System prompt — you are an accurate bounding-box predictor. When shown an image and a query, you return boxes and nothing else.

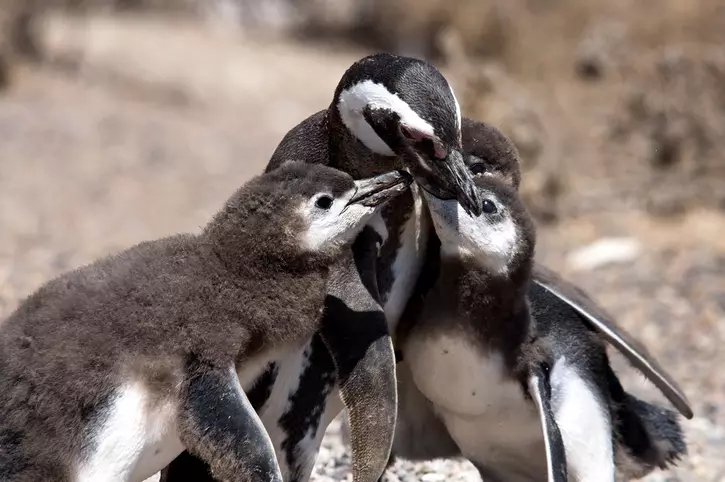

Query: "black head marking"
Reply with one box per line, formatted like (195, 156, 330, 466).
(462, 118, 522, 189)
(333, 53, 461, 149)
(395, 61, 460, 148)
(331, 54, 484, 215)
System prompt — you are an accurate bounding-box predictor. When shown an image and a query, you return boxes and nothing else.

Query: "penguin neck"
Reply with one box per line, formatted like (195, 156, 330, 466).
(326, 105, 432, 329)
(202, 213, 336, 280)
(438, 255, 532, 326)
(326, 107, 402, 179)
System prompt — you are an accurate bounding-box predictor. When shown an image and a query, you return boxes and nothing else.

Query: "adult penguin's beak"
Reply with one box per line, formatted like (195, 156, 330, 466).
(319, 226, 397, 482)
(405, 146, 483, 217)
(359, 106, 481, 216)
(346, 170, 413, 208)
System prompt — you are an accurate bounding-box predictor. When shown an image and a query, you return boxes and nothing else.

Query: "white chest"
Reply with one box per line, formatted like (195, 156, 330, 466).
(382, 185, 430, 330)
(404, 332, 546, 474)
(75, 382, 184, 482)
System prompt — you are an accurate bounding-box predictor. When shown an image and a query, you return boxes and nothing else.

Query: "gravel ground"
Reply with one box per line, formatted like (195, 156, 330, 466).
(1, 14, 724, 482)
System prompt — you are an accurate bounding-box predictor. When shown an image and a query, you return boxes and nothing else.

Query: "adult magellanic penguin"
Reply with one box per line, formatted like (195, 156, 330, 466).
(163, 52, 484, 482)
(399, 175, 686, 482)
(0, 162, 411, 482)
(161, 55, 691, 482)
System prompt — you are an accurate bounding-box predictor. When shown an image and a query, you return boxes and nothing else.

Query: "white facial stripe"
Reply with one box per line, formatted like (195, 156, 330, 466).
(450, 83, 462, 135)
(337, 80, 436, 156)
(457, 201, 518, 274)
(297, 193, 375, 252)
(426, 195, 518, 275)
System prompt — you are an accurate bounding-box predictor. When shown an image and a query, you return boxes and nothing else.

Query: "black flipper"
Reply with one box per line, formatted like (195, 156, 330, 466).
(532, 263, 693, 419)
(177, 358, 283, 482)
(158, 450, 214, 482)
(160, 363, 278, 482)
(319, 226, 397, 482)
(529, 366, 568, 482)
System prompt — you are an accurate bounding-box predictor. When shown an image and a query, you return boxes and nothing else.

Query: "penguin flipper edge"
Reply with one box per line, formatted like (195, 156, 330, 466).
(319, 296, 397, 482)
(532, 263, 693, 420)
(529, 368, 568, 482)
(178, 361, 283, 482)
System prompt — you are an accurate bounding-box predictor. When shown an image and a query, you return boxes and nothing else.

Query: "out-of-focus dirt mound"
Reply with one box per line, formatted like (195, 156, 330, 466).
(430, 0, 725, 222)
(609, 46, 725, 216)
(446, 41, 725, 223)
(3, 0, 725, 222)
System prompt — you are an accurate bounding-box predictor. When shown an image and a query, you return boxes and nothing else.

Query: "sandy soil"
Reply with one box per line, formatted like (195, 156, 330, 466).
(1, 13, 723, 482)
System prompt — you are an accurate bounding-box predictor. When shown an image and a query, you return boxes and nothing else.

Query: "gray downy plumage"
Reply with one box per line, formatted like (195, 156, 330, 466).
(397, 175, 686, 482)
(0, 162, 411, 482)
(390, 118, 688, 481)
(162, 52, 483, 482)
(459, 117, 692, 420)
(161, 58, 689, 482)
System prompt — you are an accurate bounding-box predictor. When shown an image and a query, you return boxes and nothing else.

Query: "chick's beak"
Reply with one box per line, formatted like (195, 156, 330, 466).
(405, 148, 483, 217)
(346, 170, 413, 208)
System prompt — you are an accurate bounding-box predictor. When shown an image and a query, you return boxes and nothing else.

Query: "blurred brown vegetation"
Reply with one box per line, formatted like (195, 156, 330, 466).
(5, 0, 725, 222)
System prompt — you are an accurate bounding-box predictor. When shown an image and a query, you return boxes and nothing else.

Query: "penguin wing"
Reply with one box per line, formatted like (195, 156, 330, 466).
(532, 263, 693, 419)
(529, 368, 568, 482)
(318, 296, 397, 482)
(319, 229, 398, 482)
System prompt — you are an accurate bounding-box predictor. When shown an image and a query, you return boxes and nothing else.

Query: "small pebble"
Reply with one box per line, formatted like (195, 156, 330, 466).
(566, 236, 642, 271)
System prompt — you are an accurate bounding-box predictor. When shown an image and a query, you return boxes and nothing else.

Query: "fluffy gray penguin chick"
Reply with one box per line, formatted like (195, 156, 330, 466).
(162, 51, 483, 482)
(398, 176, 685, 482)
(0, 162, 411, 482)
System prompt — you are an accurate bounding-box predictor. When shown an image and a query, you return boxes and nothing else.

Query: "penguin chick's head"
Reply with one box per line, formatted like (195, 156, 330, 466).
(462, 118, 523, 191)
(333, 53, 482, 217)
(424, 176, 536, 277)
(205, 162, 412, 271)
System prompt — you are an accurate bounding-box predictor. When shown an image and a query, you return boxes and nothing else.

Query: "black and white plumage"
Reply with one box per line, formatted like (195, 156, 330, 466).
(390, 119, 689, 481)
(161, 55, 690, 482)
(459, 117, 692, 420)
(397, 176, 686, 482)
(162, 52, 483, 482)
(0, 162, 411, 482)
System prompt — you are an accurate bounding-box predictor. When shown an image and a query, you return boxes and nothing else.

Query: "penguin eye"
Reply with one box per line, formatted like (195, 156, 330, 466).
(400, 125, 415, 140)
(470, 163, 486, 175)
(315, 195, 334, 210)
(481, 199, 498, 214)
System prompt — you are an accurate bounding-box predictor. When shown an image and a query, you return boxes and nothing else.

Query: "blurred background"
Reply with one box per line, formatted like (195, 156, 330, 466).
(1, 1, 724, 481)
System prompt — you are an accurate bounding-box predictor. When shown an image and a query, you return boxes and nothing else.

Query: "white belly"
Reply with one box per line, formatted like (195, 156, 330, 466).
(404, 331, 547, 479)
(254, 344, 344, 482)
(76, 382, 184, 482)
(76, 350, 290, 482)
(383, 184, 430, 331)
